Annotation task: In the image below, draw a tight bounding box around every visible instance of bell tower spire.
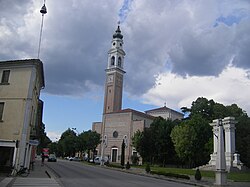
[103,26,126,114]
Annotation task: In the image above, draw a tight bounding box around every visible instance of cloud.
[122,0,250,95]
[118,0,134,23]
[46,131,61,142]
[0,0,250,101]
[142,65,250,114]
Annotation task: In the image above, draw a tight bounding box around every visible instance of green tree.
[132,117,177,165]
[235,115,250,168]
[121,140,125,166]
[132,128,153,163]
[37,123,51,154]
[180,97,250,168]
[48,142,58,155]
[75,131,86,157]
[84,130,101,160]
[171,114,212,168]
[171,123,196,167]
[149,117,177,165]
[58,128,77,157]
[182,97,215,121]
[131,130,143,156]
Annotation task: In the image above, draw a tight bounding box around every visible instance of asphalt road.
[46,159,193,187]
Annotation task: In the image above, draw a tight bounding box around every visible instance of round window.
[113,131,118,138]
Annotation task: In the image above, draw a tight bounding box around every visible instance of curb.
[85,163,211,187]
[44,163,61,178]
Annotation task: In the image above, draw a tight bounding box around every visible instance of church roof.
[145,106,183,115]
[108,108,155,120]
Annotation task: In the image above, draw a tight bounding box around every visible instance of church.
[92,26,183,164]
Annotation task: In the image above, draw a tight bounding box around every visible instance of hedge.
[151,170,190,180]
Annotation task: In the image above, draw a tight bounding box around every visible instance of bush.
[151,170,190,180]
[195,168,202,180]
[145,163,151,173]
[131,155,139,165]
[126,161,131,169]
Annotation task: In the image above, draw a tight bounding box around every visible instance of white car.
[69,157,81,161]
[94,156,109,164]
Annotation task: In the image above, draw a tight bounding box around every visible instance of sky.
[0,0,250,142]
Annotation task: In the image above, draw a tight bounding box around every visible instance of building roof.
[0,59,45,88]
[145,106,183,116]
[107,108,155,120]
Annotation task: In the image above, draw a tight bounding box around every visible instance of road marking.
[0,177,13,187]
[12,178,61,186]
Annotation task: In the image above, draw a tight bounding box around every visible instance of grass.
[133,165,250,182]
[81,161,250,182]
[228,172,250,182]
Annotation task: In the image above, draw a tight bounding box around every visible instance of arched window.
[118,57,122,67]
[111,56,115,66]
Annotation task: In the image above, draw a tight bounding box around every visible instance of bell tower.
[103,26,126,114]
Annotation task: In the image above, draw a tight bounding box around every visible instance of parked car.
[65,156,70,160]
[69,157,81,161]
[94,156,109,164]
[48,154,57,162]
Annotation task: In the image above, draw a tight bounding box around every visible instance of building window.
[118,57,122,67]
[113,131,118,138]
[0,102,4,121]
[1,70,10,84]
[111,56,115,66]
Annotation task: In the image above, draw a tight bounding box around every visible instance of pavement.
[0,159,61,187]
[0,159,249,187]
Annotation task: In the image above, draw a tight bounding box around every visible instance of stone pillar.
[222,117,236,169]
[233,154,241,166]
[209,119,219,166]
[215,119,227,186]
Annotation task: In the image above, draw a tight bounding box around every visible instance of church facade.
[92,26,183,164]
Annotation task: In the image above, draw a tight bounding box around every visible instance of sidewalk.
[0,159,61,187]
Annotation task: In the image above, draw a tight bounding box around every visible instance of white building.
[145,106,183,121]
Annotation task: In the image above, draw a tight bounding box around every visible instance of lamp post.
[38,0,47,59]
[100,135,107,166]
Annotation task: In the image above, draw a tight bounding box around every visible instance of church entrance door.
[111,148,118,162]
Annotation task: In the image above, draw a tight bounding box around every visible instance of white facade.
[145,106,183,121]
